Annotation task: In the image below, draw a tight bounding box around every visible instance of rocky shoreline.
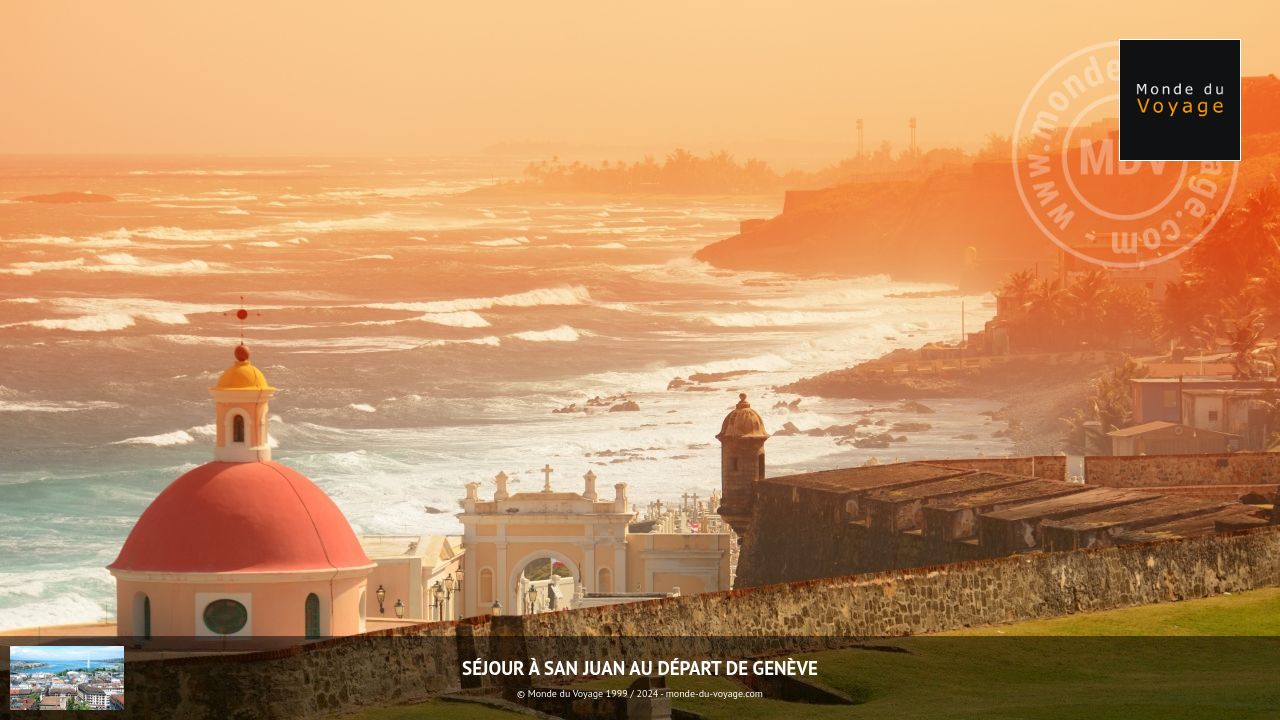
[778,354,1111,456]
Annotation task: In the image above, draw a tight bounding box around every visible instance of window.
[758,454,766,480]
[731,457,739,472]
[134,593,150,639]
[203,598,248,635]
[232,414,246,443]
[1208,411,1219,422]
[597,567,612,593]
[304,593,321,639]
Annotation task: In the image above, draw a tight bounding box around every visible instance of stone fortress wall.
[735,457,1270,587]
[1085,451,1280,501]
[117,524,1280,719]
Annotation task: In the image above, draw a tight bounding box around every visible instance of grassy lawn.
[941,587,1280,636]
[350,589,1280,719]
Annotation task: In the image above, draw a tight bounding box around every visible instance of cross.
[681,492,691,509]
[541,464,554,492]
[223,296,261,344]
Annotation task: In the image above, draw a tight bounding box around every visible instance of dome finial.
[737,393,750,409]
[234,344,250,362]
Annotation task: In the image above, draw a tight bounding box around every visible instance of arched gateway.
[458,467,632,616]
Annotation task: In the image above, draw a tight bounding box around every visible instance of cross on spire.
[224,296,261,345]
[541,464,554,492]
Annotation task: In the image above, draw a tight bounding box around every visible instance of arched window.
[358,590,367,633]
[597,567,613,593]
[758,453,765,480]
[133,593,151,639]
[479,568,494,605]
[304,593,321,639]
[232,414,246,443]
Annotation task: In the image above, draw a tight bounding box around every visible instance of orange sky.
[2,1,1276,163]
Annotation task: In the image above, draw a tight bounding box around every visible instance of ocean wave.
[355,311,490,329]
[342,254,395,261]
[218,206,251,215]
[349,403,377,413]
[0,399,121,413]
[702,310,874,327]
[111,430,197,447]
[2,229,134,249]
[366,285,590,314]
[2,296,203,332]
[577,352,794,392]
[0,253,221,277]
[509,325,580,342]
[473,236,530,247]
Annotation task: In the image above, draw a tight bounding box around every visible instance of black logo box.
[1119,39,1241,162]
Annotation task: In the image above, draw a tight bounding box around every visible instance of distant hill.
[16,191,115,204]
[695,75,1280,287]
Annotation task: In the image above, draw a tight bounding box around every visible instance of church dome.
[109,461,372,574]
[718,393,768,439]
[214,345,273,391]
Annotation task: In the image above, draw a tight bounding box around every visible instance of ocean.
[0,156,1007,630]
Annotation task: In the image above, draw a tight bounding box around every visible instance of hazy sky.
[2,1,1276,162]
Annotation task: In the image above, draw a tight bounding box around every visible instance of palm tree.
[1196,295,1268,379]
[1025,278,1069,348]
[1162,280,1206,347]
[999,269,1037,303]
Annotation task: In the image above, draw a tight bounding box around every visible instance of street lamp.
[525,586,538,615]
[433,581,445,621]
[454,569,464,592]
[376,585,387,614]
[442,574,455,620]
[491,601,502,617]
[393,598,405,619]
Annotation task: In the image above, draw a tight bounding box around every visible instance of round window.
[203,599,248,635]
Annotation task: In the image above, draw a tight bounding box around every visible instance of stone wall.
[1086,452,1280,500]
[112,526,1280,719]
[927,456,1067,481]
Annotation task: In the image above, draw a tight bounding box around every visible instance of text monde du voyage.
[1134,82,1230,118]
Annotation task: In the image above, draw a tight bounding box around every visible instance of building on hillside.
[1130,377,1274,425]
[107,344,375,639]
[358,535,464,622]
[1107,421,1238,456]
[1181,389,1276,451]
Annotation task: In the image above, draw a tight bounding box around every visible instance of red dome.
[110,462,372,574]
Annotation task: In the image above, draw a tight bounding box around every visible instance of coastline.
[779,351,1112,456]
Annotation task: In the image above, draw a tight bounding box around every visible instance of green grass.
[351,589,1280,719]
[941,587,1280,636]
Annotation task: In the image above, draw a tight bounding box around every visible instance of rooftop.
[764,463,965,492]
